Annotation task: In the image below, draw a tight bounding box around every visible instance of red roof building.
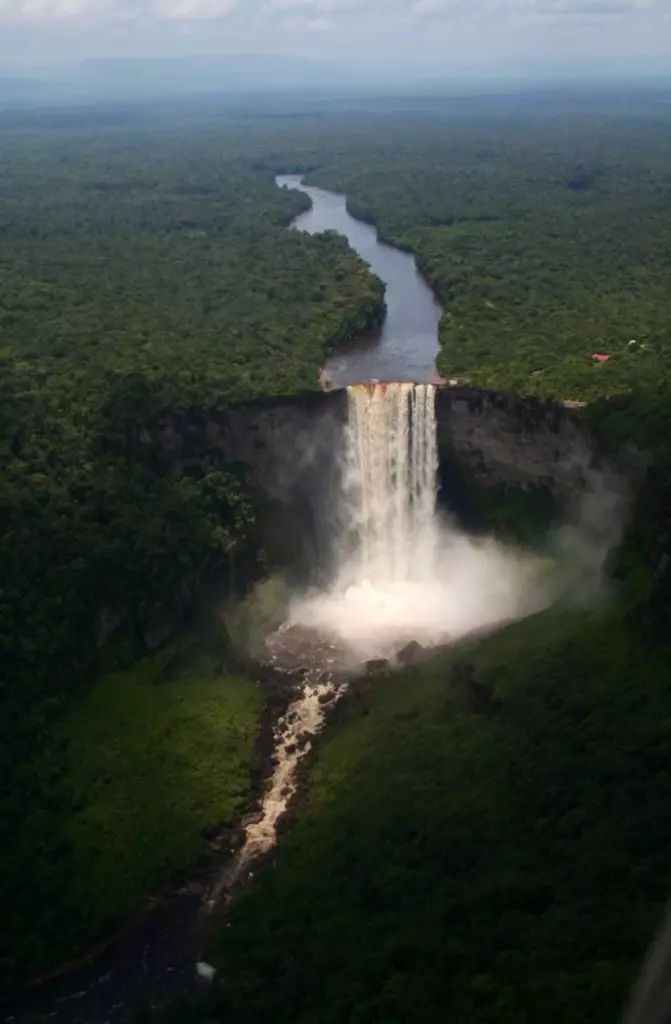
[592,353,611,363]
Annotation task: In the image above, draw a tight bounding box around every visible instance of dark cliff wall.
[149,387,602,547]
[146,389,348,581]
[153,385,598,497]
[434,387,597,495]
[123,385,609,651]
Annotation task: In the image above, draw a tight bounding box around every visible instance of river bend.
[277,174,443,385]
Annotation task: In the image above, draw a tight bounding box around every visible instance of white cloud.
[0,0,240,16]
[510,0,661,11]
[0,0,103,17]
[0,0,664,20]
[0,0,668,63]
[266,0,354,9]
[412,0,453,14]
[151,0,238,17]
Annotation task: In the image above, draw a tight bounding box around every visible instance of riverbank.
[1,141,393,1013]
[2,644,310,1023]
[278,174,442,386]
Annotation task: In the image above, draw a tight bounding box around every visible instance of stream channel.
[277,174,443,385]
[5,178,444,1024]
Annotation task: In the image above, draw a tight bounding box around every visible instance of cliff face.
[122,386,608,651]
[177,391,345,499]
[150,387,602,533]
[149,390,348,579]
[434,387,597,496]
[152,386,598,498]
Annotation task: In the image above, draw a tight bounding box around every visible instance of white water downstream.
[207,668,344,905]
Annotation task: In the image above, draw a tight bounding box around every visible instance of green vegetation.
[4,94,671,1012]
[116,96,671,1023]
[297,107,671,401]
[0,117,384,981]
[196,604,671,1024]
[0,125,384,719]
[4,624,261,981]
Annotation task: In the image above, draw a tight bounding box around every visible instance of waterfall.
[290,379,550,664]
[343,383,438,586]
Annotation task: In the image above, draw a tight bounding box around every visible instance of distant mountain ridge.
[0,54,669,109]
[79,54,382,95]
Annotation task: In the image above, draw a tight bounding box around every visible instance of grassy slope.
[7,637,260,979]
[202,608,671,1024]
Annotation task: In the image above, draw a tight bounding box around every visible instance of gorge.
[6,183,626,1024]
[5,101,671,1024]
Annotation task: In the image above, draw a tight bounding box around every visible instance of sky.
[0,0,669,76]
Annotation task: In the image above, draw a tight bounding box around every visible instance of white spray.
[292,383,554,662]
[213,383,625,908]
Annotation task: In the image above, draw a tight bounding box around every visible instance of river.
[277,175,443,385]
[4,179,443,1024]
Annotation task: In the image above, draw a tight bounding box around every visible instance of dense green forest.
[155,395,671,1024]
[3,94,671,1018]
[296,111,671,402]
[143,99,671,1024]
[171,609,670,1024]
[0,126,384,711]
[0,118,384,984]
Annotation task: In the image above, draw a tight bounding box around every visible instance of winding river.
[5,180,444,1024]
[277,175,443,384]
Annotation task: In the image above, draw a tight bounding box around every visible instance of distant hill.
[0,75,88,106]
[1,55,668,110]
[77,54,377,97]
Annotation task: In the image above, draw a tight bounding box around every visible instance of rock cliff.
[147,390,347,579]
[121,385,611,650]
[150,386,599,503]
[433,387,597,495]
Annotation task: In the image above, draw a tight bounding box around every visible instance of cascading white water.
[291,381,554,662]
[221,381,611,907]
[343,383,438,587]
[208,387,443,899]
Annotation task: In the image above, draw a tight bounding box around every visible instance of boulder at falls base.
[396,641,426,666]
[365,659,390,674]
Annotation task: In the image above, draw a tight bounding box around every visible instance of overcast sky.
[0,0,669,74]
